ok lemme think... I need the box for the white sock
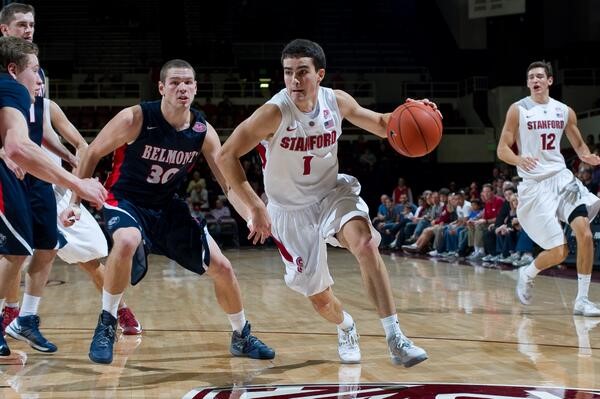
[577,274,591,301]
[337,311,354,331]
[227,309,246,333]
[20,294,41,317]
[102,289,123,318]
[523,260,540,280]
[6,302,19,308]
[380,314,402,339]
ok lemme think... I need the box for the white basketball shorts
[517,168,600,249]
[267,174,381,297]
[54,186,108,264]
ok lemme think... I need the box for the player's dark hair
[0,3,35,25]
[160,59,195,82]
[527,60,553,78]
[0,36,37,72]
[281,39,326,70]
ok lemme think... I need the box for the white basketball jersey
[260,87,342,207]
[516,96,568,180]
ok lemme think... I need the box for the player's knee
[207,256,235,281]
[309,290,335,314]
[349,234,379,258]
[112,230,142,257]
[551,244,569,263]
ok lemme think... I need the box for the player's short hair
[281,39,326,70]
[0,3,35,25]
[0,35,37,72]
[159,59,195,82]
[527,60,553,78]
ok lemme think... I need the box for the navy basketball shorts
[103,196,210,285]
[25,176,66,250]
[0,161,34,255]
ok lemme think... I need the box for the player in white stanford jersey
[497,61,600,315]
[219,38,436,367]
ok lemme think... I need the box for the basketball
[387,102,443,157]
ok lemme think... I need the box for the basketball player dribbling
[63,59,274,364]
[497,60,600,315]
[219,38,438,366]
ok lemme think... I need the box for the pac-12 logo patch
[183,383,600,399]
[193,122,207,133]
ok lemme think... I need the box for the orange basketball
[387,102,443,157]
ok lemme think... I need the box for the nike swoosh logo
[286,126,296,131]
[147,126,158,130]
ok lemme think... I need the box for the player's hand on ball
[406,98,443,119]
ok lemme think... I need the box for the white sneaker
[516,267,534,305]
[427,250,439,257]
[573,297,600,317]
[387,333,428,368]
[338,324,361,363]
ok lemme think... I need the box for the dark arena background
[1,0,600,397]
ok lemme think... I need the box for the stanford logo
[183,383,600,399]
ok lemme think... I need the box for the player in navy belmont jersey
[64,59,274,365]
[0,37,106,358]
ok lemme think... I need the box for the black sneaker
[0,316,10,356]
[6,315,57,353]
[89,311,117,364]
[230,321,275,360]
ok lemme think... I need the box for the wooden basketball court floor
[1,247,599,397]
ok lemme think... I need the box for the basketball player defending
[218,39,431,366]
[63,59,274,364]
[0,2,141,337]
[497,61,600,316]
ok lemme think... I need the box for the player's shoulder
[0,74,30,114]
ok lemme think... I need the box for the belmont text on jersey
[280,131,337,152]
[140,145,198,165]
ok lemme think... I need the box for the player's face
[1,12,35,41]
[158,68,197,109]
[527,67,553,96]
[11,54,42,102]
[283,57,325,111]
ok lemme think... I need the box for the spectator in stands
[392,177,414,205]
[209,198,239,248]
[374,196,400,248]
[189,178,209,212]
[373,194,391,225]
[466,183,504,260]
[469,181,479,202]
[482,183,516,262]
[456,198,483,256]
[580,168,598,195]
[186,170,205,195]
[390,194,427,249]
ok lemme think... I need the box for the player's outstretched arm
[48,99,89,162]
[42,100,78,168]
[1,107,106,205]
[217,104,281,244]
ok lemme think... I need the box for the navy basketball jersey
[0,73,30,126]
[28,96,44,146]
[105,100,207,208]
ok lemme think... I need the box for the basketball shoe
[89,310,117,364]
[117,307,142,335]
[573,297,600,317]
[337,323,361,363]
[387,333,428,367]
[6,315,57,353]
[0,316,10,356]
[230,322,275,360]
[516,266,534,305]
[1,307,19,334]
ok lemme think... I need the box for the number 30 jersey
[259,87,343,207]
[516,96,569,181]
[105,100,206,208]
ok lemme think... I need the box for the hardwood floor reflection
[0,248,598,397]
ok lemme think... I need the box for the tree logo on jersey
[193,121,207,133]
[295,256,304,273]
[323,109,330,119]
[107,216,120,229]
[183,383,600,399]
